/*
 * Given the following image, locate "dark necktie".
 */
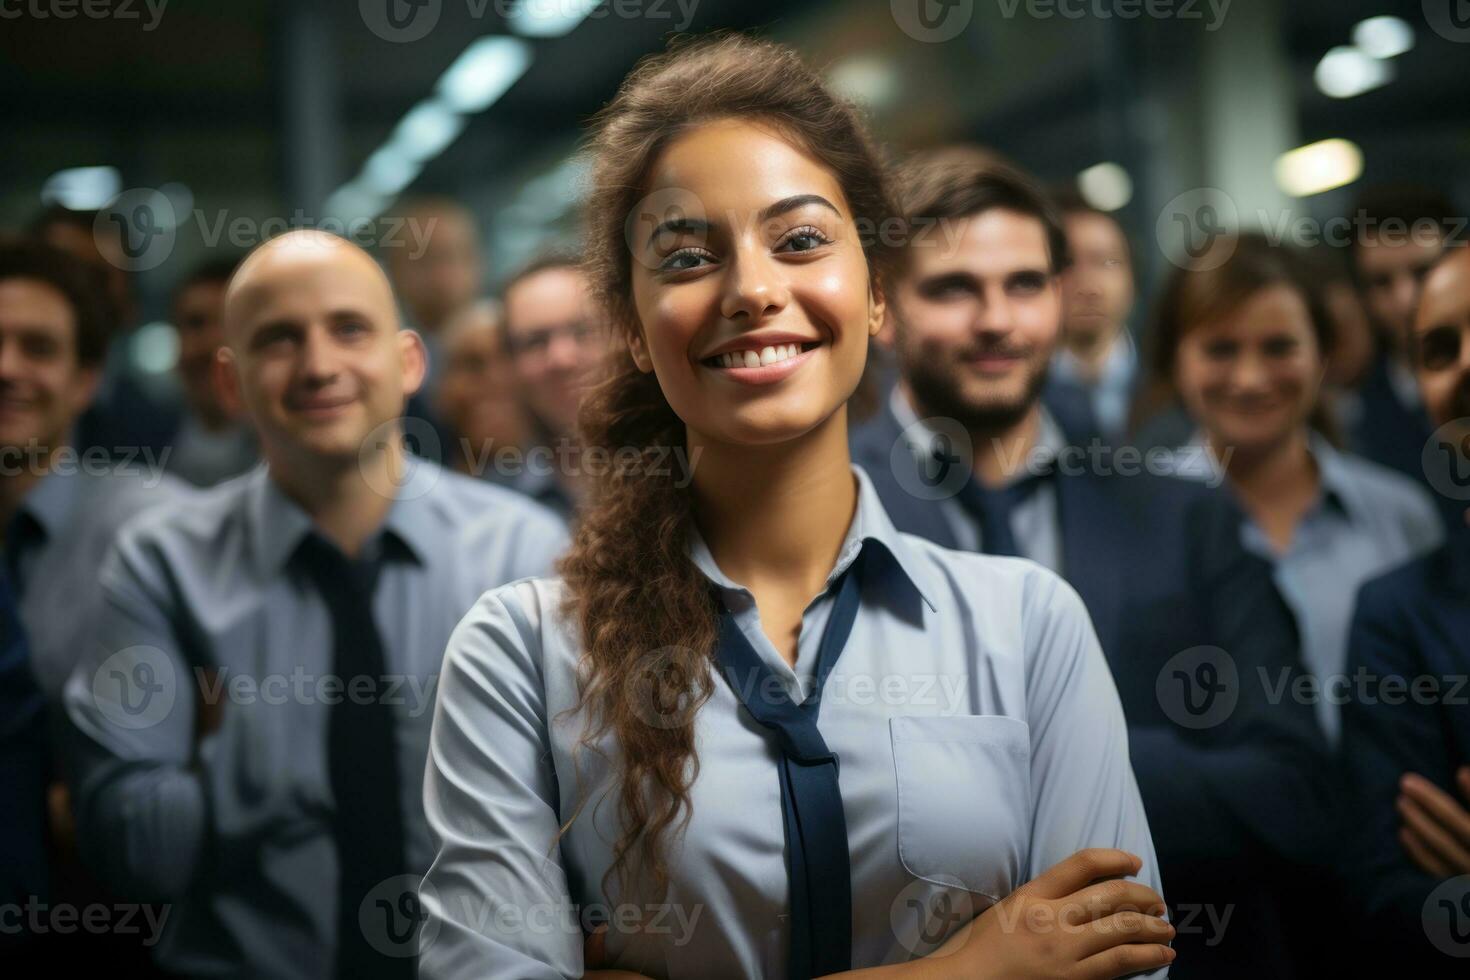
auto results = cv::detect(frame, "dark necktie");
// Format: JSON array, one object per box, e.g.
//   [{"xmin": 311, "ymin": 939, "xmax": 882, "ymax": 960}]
[
  {"xmin": 0, "ymin": 532, "xmax": 49, "ymax": 927},
  {"xmin": 712, "ymin": 551, "xmax": 866, "ymax": 980},
  {"xmin": 295, "ymin": 534, "xmax": 413, "ymax": 980},
  {"xmin": 947, "ymin": 453, "xmax": 1053, "ymax": 557}
]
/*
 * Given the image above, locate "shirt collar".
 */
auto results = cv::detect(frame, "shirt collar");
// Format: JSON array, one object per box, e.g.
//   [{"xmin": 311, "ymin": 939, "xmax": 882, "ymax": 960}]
[
  {"xmin": 889, "ymin": 386, "xmax": 1066, "ymax": 474},
  {"xmin": 1182, "ymin": 430, "xmax": 1360, "ymax": 522},
  {"xmin": 16, "ymin": 465, "xmax": 83, "ymax": 544},
  {"xmin": 685, "ymin": 464, "xmax": 939, "ymax": 614},
  {"xmin": 1051, "ymin": 330, "xmax": 1137, "ymax": 388},
  {"xmin": 246, "ymin": 456, "xmax": 440, "ymax": 576}
]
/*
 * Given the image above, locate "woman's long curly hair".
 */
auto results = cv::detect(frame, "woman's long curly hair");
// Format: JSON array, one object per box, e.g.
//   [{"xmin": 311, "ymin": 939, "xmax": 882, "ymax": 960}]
[{"xmin": 556, "ymin": 32, "xmax": 899, "ymax": 898}]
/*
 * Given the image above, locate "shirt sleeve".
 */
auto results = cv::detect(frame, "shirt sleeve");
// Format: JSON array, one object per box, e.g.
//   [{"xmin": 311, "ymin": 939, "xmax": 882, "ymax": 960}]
[
  {"xmin": 1022, "ymin": 570, "xmax": 1170, "ymax": 978},
  {"xmin": 418, "ymin": 583, "xmax": 581, "ymax": 979},
  {"xmin": 59, "ymin": 537, "xmax": 208, "ymax": 903}
]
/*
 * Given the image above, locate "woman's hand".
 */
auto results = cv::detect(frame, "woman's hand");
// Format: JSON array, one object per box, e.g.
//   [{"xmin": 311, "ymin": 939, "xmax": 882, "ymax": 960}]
[{"xmin": 910, "ymin": 848, "xmax": 1174, "ymax": 980}]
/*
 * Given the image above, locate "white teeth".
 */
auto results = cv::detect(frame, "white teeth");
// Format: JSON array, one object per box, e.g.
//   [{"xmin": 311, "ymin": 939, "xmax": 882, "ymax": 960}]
[{"xmin": 712, "ymin": 343, "xmax": 812, "ymax": 368}]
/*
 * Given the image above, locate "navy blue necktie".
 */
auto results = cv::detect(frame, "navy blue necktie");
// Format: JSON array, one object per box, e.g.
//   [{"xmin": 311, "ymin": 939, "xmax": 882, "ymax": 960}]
[
  {"xmin": 948, "ymin": 455, "xmax": 1053, "ymax": 557},
  {"xmin": 0, "ymin": 534, "xmax": 50, "ymax": 935},
  {"xmin": 295, "ymin": 535, "xmax": 414, "ymax": 980},
  {"xmin": 713, "ymin": 552, "xmax": 865, "ymax": 980}
]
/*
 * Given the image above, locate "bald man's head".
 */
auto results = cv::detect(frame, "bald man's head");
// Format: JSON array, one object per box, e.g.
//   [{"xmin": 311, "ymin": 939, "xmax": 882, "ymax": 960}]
[{"xmin": 215, "ymin": 230, "xmax": 426, "ymax": 472}]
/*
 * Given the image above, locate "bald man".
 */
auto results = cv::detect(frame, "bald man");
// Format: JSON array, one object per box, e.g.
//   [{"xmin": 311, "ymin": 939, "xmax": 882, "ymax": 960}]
[{"xmin": 62, "ymin": 232, "xmax": 567, "ymax": 979}]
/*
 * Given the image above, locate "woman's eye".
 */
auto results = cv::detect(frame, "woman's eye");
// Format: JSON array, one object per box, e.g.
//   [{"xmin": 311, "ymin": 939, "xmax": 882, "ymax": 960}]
[
  {"xmin": 778, "ymin": 227, "xmax": 831, "ymax": 253},
  {"xmin": 659, "ymin": 249, "xmax": 713, "ymax": 273}
]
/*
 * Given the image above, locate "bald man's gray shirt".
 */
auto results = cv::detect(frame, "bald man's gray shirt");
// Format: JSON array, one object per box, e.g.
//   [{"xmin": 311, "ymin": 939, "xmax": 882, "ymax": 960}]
[{"xmin": 62, "ymin": 458, "xmax": 568, "ymax": 979}]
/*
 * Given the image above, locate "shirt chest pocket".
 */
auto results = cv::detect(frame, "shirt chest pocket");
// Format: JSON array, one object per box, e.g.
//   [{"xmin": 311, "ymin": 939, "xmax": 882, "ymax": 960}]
[{"xmin": 890, "ymin": 714, "xmax": 1031, "ymax": 902}]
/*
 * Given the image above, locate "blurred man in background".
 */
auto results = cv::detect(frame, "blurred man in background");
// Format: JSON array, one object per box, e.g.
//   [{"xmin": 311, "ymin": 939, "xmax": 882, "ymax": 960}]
[
  {"xmin": 499, "ymin": 252, "xmax": 605, "ymax": 516},
  {"xmin": 63, "ymin": 231, "xmax": 566, "ymax": 979},
  {"xmin": 28, "ymin": 205, "xmax": 179, "ymax": 462},
  {"xmin": 1048, "ymin": 186, "xmax": 1136, "ymax": 442},
  {"xmin": 1341, "ymin": 241, "xmax": 1470, "ymax": 975},
  {"xmin": 850, "ymin": 152, "xmax": 1332, "ymax": 979},
  {"xmin": 0, "ymin": 238, "xmax": 184, "ymax": 970},
  {"xmin": 164, "ymin": 256, "xmax": 257, "ymax": 486},
  {"xmin": 433, "ymin": 299, "xmax": 530, "ymax": 479},
  {"xmin": 1346, "ymin": 185, "xmax": 1453, "ymax": 485}
]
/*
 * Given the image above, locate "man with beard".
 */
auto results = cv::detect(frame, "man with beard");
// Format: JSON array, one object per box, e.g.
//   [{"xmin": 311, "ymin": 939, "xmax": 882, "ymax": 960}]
[
  {"xmin": 850, "ymin": 153, "xmax": 1332, "ymax": 979},
  {"xmin": 1340, "ymin": 243, "xmax": 1470, "ymax": 974}
]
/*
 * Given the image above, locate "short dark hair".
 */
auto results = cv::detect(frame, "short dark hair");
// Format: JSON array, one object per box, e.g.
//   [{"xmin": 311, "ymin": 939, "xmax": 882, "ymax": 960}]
[
  {"xmin": 172, "ymin": 255, "xmax": 241, "ymax": 303},
  {"xmin": 0, "ymin": 236, "xmax": 112, "ymax": 367},
  {"xmin": 500, "ymin": 249, "xmax": 584, "ymax": 305},
  {"xmin": 1348, "ymin": 184, "xmax": 1457, "ymax": 261},
  {"xmin": 1048, "ymin": 183, "xmax": 1132, "ymax": 260},
  {"xmin": 896, "ymin": 147, "xmax": 1071, "ymax": 274}
]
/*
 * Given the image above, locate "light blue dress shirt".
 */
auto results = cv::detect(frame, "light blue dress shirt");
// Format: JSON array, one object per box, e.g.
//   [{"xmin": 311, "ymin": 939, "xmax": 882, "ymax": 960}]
[
  {"xmin": 1172, "ymin": 434, "xmax": 1443, "ymax": 743},
  {"xmin": 9, "ymin": 462, "xmax": 188, "ymax": 699},
  {"xmin": 1050, "ymin": 330, "xmax": 1138, "ymax": 440},
  {"xmin": 419, "ymin": 466, "xmax": 1165, "ymax": 979},
  {"xmin": 62, "ymin": 457, "xmax": 568, "ymax": 979}
]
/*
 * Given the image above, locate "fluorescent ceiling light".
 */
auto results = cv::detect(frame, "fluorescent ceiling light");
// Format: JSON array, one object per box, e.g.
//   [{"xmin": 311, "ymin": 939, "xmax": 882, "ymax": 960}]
[
  {"xmin": 1314, "ymin": 45, "xmax": 1394, "ymax": 98},
  {"xmin": 437, "ymin": 36, "xmax": 534, "ymax": 112},
  {"xmin": 389, "ymin": 99, "xmax": 466, "ymax": 163},
  {"xmin": 363, "ymin": 146, "xmax": 422, "ymax": 197},
  {"xmin": 1353, "ymin": 16, "xmax": 1414, "ymax": 59},
  {"xmin": 324, "ymin": 182, "xmax": 390, "ymax": 222},
  {"xmin": 1077, "ymin": 162, "xmax": 1133, "ymax": 212},
  {"xmin": 1274, "ymin": 138, "xmax": 1364, "ymax": 197},
  {"xmin": 508, "ymin": 0, "xmax": 599, "ymax": 38},
  {"xmin": 41, "ymin": 166, "xmax": 122, "ymax": 210},
  {"xmin": 827, "ymin": 56, "xmax": 899, "ymax": 108}
]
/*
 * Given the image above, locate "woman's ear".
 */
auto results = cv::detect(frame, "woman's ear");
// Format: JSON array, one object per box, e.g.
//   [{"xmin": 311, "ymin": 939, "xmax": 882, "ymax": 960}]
[
  {"xmin": 625, "ymin": 323, "xmax": 655, "ymax": 374},
  {"xmin": 870, "ymin": 279, "xmax": 895, "ymax": 350}
]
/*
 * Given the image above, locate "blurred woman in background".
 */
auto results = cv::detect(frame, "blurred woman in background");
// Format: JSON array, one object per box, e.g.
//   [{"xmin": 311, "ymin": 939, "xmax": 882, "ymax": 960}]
[{"xmin": 1143, "ymin": 233, "xmax": 1442, "ymax": 745}]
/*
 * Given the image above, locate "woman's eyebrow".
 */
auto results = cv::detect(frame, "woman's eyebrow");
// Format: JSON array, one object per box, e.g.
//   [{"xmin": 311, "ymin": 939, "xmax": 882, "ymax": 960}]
[
  {"xmin": 760, "ymin": 194, "xmax": 841, "ymax": 222},
  {"xmin": 645, "ymin": 215, "xmax": 710, "ymax": 248}
]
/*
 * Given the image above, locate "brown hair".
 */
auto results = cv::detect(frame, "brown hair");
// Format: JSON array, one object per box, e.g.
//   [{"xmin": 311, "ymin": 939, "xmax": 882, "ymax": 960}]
[
  {"xmin": 893, "ymin": 149, "xmax": 1071, "ymax": 274},
  {"xmin": 0, "ymin": 235, "xmax": 112, "ymax": 367},
  {"xmin": 556, "ymin": 32, "xmax": 897, "ymax": 897},
  {"xmin": 1135, "ymin": 232, "xmax": 1339, "ymax": 442}
]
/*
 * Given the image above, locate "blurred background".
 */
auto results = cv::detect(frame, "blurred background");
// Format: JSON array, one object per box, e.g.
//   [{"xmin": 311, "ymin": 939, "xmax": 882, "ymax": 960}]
[{"xmin": 2, "ymin": 0, "xmax": 1468, "ymax": 404}]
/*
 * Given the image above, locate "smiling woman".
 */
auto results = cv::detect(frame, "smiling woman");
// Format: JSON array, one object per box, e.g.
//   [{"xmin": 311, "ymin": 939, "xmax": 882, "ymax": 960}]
[{"xmin": 418, "ymin": 33, "xmax": 1173, "ymax": 980}]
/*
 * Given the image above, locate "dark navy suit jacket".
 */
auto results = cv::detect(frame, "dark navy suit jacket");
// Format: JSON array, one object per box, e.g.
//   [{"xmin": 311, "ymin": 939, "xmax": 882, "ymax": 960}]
[
  {"xmin": 851, "ymin": 400, "xmax": 1334, "ymax": 978},
  {"xmin": 1350, "ymin": 355, "xmax": 1434, "ymax": 490},
  {"xmin": 1341, "ymin": 517, "xmax": 1470, "ymax": 974}
]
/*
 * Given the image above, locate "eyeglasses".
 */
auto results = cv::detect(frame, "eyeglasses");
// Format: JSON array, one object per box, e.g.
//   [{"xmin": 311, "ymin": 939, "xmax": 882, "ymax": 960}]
[{"xmin": 1415, "ymin": 323, "xmax": 1470, "ymax": 372}]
